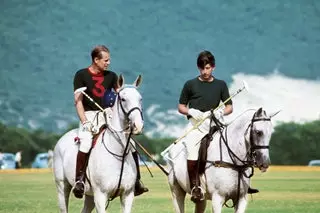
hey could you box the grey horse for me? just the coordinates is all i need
[167,108,275,213]
[53,75,143,213]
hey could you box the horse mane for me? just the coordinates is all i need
[227,109,257,130]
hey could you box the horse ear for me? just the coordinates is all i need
[133,75,142,87]
[256,107,263,116]
[269,110,281,118]
[117,74,124,88]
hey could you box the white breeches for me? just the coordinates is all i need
[78,110,106,153]
[183,118,212,160]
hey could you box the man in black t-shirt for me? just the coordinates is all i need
[178,50,258,203]
[72,45,148,199]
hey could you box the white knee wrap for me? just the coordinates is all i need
[77,110,106,153]
[183,123,207,160]
[78,131,92,153]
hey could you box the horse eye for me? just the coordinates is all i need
[121,98,126,101]
[255,130,263,136]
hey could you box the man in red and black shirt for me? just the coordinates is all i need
[73,45,148,199]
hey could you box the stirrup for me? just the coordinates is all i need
[74,180,85,187]
[190,186,205,203]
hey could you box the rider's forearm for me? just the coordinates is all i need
[178,104,189,116]
[75,103,87,124]
[223,104,233,116]
[74,93,87,124]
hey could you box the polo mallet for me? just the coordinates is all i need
[74,87,104,111]
[131,137,169,176]
[74,87,168,174]
[160,80,249,158]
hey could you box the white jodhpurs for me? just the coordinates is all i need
[183,118,211,160]
[78,110,107,153]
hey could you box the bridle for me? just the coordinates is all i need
[247,114,271,159]
[102,86,144,201]
[212,111,272,167]
[106,86,143,133]
[103,85,144,156]
[118,86,143,126]
[207,111,272,207]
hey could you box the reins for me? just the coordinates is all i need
[104,88,143,203]
[85,86,144,209]
[108,130,133,201]
[206,111,271,207]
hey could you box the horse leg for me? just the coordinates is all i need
[55,179,72,213]
[169,178,186,213]
[194,200,207,213]
[81,195,95,213]
[93,190,107,213]
[120,191,135,213]
[211,193,224,213]
[234,196,248,213]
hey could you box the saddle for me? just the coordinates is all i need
[198,116,224,174]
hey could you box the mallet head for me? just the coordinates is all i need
[74,87,87,94]
[242,80,249,92]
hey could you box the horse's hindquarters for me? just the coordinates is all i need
[168,143,190,193]
[53,129,79,185]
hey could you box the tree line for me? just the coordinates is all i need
[0,120,319,167]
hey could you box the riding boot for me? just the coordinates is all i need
[73,151,89,199]
[187,160,203,203]
[248,186,259,194]
[132,151,149,196]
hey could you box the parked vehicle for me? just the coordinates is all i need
[138,155,154,167]
[31,153,49,168]
[308,160,320,166]
[0,153,16,169]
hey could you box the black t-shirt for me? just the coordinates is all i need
[73,68,118,111]
[179,77,232,112]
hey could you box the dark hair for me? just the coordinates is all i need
[197,50,215,69]
[91,45,110,62]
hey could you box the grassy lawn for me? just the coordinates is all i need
[0,167,319,213]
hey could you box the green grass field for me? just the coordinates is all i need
[0,167,319,213]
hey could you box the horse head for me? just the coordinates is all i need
[114,74,144,135]
[245,107,273,172]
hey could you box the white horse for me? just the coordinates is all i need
[53,75,144,213]
[167,108,275,213]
